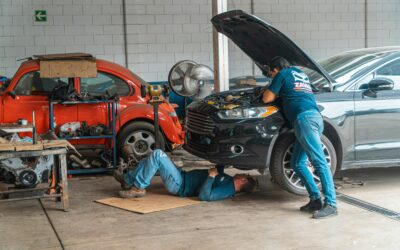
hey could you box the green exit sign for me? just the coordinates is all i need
[35,10,47,22]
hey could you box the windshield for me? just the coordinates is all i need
[302,50,393,91]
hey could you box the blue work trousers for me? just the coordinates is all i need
[124,149,183,195]
[291,110,336,206]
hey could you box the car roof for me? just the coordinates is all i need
[316,46,400,91]
[18,57,134,80]
[340,46,400,54]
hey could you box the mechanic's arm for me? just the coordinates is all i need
[262,89,277,103]
[198,168,234,201]
[263,73,283,104]
[198,168,217,201]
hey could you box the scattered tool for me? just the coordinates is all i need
[69,154,91,169]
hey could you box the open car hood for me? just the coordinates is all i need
[211,10,335,87]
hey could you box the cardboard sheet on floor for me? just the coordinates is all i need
[95,189,201,214]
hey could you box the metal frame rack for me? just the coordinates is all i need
[49,100,117,174]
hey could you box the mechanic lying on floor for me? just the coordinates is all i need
[114,149,257,201]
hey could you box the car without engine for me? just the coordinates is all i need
[0,54,184,160]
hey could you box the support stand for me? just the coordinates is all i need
[149,97,163,149]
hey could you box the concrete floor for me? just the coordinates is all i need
[1,167,400,250]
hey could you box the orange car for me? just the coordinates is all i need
[1,56,184,158]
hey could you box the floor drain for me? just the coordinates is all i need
[337,192,400,222]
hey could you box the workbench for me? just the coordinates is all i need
[0,145,69,212]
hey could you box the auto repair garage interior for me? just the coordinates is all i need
[1,0,400,249]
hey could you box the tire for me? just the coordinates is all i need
[269,133,337,196]
[117,121,165,161]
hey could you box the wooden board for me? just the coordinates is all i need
[40,59,97,78]
[0,140,68,152]
[15,143,43,151]
[0,144,15,151]
[95,190,201,214]
[43,140,69,149]
[0,137,9,144]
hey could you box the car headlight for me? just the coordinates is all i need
[217,106,278,119]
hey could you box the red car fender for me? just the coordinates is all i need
[117,103,184,144]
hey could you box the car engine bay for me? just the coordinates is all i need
[202,86,267,110]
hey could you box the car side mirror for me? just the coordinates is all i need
[362,77,394,98]
[7,90,16,99]
[140,84,147,98]
[368,77,394,91]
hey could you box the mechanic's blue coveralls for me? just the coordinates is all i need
[123,149,236,201]
[268,66,336,206]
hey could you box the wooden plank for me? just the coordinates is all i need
[15,143,44,151]
[0,144,14,151]
[0,137,9,144]
[0,148,66,160]
[59,153,69,212]
[40,60,97,78]
[0,140,69,152]
[43,140,69,149]
[95,190,201,214]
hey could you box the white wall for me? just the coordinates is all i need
[0,0,126,78]
[1,0,400,81]
[367,0,400,47]
[125,0,213,81]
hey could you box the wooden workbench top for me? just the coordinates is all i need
[0,140,69,152]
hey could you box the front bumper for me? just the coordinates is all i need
[183,108,284,170]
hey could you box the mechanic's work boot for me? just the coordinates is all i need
[300,198,323,213]
[118,186,146,198]
[113,167,131,190]
[312,204,338,219]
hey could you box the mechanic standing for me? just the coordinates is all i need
[262,56,337,219]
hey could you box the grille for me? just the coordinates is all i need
[186,110,215,135]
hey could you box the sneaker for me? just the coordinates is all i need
[312,204,338,219]
[300,199,323,213]
[119,186,146,198]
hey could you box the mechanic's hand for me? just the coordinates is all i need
[252,87,266,103]
[208,168,218,178]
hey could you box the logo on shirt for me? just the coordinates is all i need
[292,71,312,93]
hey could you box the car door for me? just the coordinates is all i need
[77,71,131,144]
[2,70,78,134]
[354,59,400,161]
